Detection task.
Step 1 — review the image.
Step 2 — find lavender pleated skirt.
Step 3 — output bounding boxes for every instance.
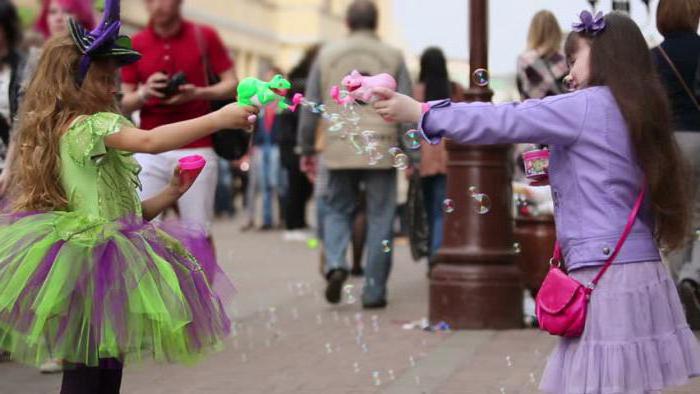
[540,261,700,394]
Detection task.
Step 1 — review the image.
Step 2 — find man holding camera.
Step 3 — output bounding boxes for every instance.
[121,0,237,237]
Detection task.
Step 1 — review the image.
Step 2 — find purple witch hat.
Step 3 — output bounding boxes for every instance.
[68,0,141,84]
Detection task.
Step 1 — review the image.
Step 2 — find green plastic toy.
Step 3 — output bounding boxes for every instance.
[237,74,292,110]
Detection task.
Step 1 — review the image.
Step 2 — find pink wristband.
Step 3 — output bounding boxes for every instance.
[421,102,430,114]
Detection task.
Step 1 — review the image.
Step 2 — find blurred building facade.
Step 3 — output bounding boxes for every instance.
[15,0,471,91]
[119,0,397,78]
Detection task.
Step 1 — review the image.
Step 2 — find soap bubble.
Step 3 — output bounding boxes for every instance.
[388,147,403,156]
[472,68,489,86]
[468,186,491,215]
[366,144,383,165]
[563,75,576,92]
[361,130,378,145]
[403,129,422,150]
[329,122,345,133]
[442,199,455,213]
[345,110,361,124]
[381,240,391,253]
[513,242,522,254]
[392,153,409,170]
[349,133,366,155]
[472,193,491,215]
[343,284,357,305]
[372,371,382,386]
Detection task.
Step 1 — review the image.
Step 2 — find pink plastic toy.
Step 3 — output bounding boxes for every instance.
[338,70,397,104]
[522,149,549,184]
[329,86,353,106]
[178,154,206,186]
[289,93,305,112]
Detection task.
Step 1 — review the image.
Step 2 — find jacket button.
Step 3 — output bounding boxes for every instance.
[602,247,611,255]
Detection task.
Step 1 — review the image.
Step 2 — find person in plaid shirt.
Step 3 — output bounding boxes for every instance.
[516,10,568,100]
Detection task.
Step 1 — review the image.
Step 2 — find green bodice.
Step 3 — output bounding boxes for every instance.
[59,112,142,220]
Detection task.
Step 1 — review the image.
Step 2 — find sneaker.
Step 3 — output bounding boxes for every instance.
[39,358,63,374]
[325,269,348,304]
[678,280,700,330]
[283,230,309,242]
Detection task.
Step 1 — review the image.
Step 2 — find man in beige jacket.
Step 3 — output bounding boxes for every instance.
[298,0,412,309]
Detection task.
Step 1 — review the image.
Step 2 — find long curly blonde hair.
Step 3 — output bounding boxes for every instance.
[11,34,119,211]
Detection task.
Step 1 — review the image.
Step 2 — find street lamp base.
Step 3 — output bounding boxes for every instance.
[430,263,524,329]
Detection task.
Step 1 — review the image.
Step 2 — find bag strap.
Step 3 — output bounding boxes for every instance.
[539,55,564,95]
[553,182,647,288]
[193,25,213,87]
[657,46,700,112]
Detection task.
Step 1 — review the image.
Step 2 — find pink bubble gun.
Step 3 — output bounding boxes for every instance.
[178,154,206,186]
[331,70,397,105]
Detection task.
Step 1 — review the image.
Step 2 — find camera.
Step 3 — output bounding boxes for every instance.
[160,71,187,97]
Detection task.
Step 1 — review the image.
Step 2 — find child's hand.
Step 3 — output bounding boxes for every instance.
[215,103,259,131]
[371,87,423,123]
[168,165,195,197]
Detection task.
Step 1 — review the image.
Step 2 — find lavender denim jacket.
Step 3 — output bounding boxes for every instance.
[420,86,660,271]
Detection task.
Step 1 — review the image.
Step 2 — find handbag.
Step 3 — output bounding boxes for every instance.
[194,26,250,161]
[535,184,645,337]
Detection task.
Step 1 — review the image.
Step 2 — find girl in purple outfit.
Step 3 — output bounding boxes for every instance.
[371,11,700,394]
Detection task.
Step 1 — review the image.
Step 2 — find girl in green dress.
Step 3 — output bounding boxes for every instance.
[0,2,257,392]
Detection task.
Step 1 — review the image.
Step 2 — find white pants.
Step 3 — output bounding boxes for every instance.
[666,132,700,283]
[135,148,219,234]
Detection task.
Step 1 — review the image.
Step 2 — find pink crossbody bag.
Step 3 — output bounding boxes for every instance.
[535,184,646,337]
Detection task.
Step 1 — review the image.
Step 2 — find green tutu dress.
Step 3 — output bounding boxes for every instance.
[0,112,233,367]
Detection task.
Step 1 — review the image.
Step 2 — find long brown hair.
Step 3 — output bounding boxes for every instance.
[527,10,563,57]
[11,34,118,212]
[565,12,690,251]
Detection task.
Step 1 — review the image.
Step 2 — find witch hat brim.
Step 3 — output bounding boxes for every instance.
[68,18,141,66]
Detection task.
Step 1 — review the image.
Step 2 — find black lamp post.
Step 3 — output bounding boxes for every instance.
[613,0,631,14]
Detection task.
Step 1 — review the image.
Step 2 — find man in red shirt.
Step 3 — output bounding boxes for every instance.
[121,0,237,237]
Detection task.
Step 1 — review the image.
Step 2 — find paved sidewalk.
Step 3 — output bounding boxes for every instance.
[1,217,699,393]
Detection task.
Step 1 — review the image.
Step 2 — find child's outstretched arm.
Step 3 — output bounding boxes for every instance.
[104,103,258,154]
[372,87,590,147]
[141,166,193,221]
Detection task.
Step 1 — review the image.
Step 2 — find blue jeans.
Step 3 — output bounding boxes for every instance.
[422,174,446,257]
[254,144,280,227]
[323,169,396,303]
[215,159,234,216]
